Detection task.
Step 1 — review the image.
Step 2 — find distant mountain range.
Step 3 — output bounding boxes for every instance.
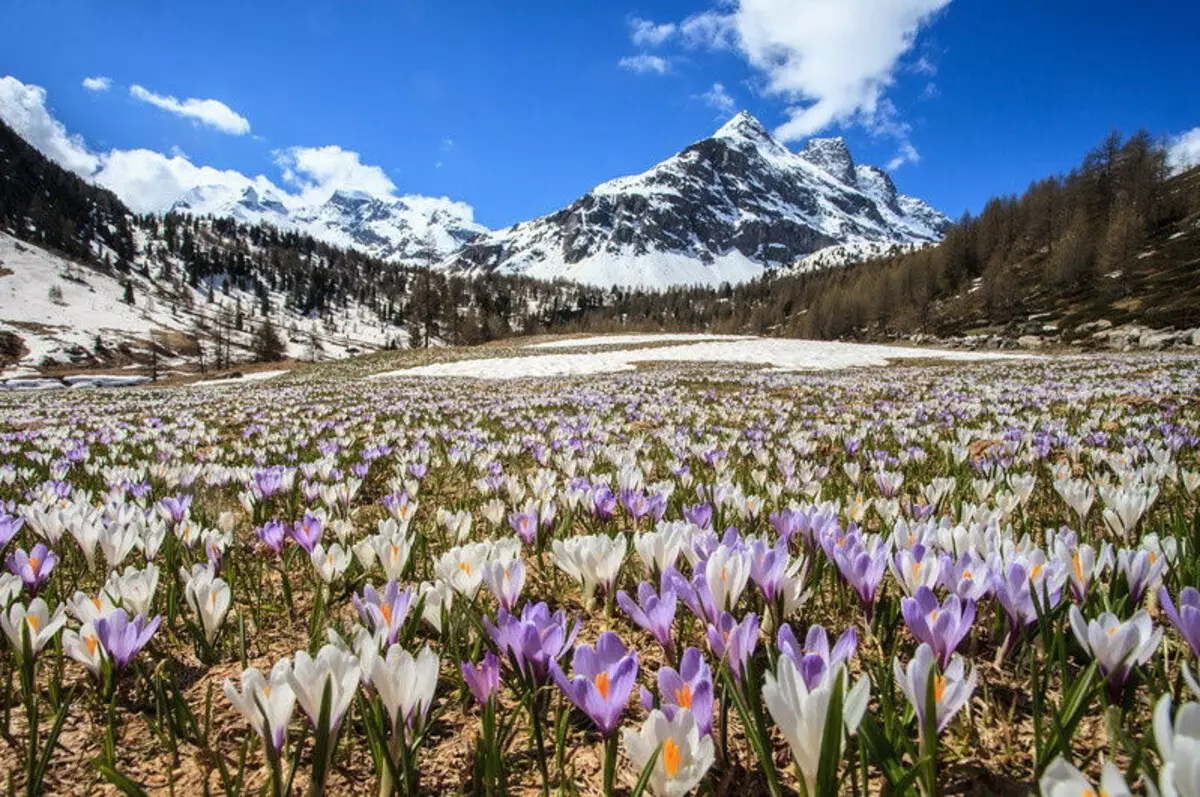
[166,111,949,289]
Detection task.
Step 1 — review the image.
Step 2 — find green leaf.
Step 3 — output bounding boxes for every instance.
[814,671,846,797]
[94,762,151,797]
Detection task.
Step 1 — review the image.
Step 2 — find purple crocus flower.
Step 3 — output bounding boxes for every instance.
[777,623,858,691]
[407,463,428,480]
[683,503,713,529]
[289,513,323,554]
[0,513,24,552]
[994,561,1062,630]
[658,647,715,736]
[7,544,56,595]
[485,601,580,685]
[352,581,414,645]
[255,519,288,555]
[461,652,501,705]
[591,486,618,521]
[509,510,539,546]
[253,467,287,498]
[551,631,638,736]
[1118,549,1166,606]
[832,539,888,622]
[706,611,758,681]
[748,539,789,603]
[616,579,677,657]
[1160,586,1200,658]
[901,587,975,669]
[768,508,803,542]
[664,567,719,626]
[94,609,162,671]
[157,494,192,525]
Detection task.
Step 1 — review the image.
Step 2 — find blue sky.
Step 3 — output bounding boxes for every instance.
[2,0,1198,228]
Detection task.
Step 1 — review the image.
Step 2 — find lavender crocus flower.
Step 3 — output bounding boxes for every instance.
[901,587,975,669]
[658,647,715,736]
[351,581,414,646]
[94,609,161,671]
[706,612,758,682]
[683,503,713,529]
[290,513,323,554]
[461,652,501,705]
[1160,586,1200,658]
[509,510,539,546]
[832,540,888,621]
[0,513,24,552]
[592,486,618,521]
[768,507,804,542]
[7,544,56,595]
[551,631,638,736]
[894,643,977,734]
[485,601,580,685]
[255,520,288,555]
[1118,549,1166,606]
[617,579,677,657]
[777,623,858,691]
[157,495,192,525]
[253,467,287,499]
[748,539,789,604]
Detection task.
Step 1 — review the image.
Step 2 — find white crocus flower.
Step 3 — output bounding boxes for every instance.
[435,543,491,598]
[1154,694,1200,797]
[368,644,439,733]
[762,656,869,793]
[68,589,118,624]
[98,523,140,569]
[634,524,688,575]
[623,709,715,797]
[1,598,68,659]
[1039,756,1130,797]
[1068,607,1161,687]
[63,621,103,676]
[224,658,296,754]
[371,531,414,581]
[183,566,232,644]
[703,544,751,614]
[417,580,453,633]
[288,645,361,731]
[552,533,627,605]
[104,563,160,618]
[311,543,351,584]
[0,574,24,607]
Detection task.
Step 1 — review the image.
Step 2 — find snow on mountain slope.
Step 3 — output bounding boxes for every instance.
[171,185,485,265]
[0,232,398,374]
[438,112,951,289]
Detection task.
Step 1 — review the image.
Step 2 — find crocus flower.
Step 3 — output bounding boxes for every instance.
[893,644,977,734]
[658,647,714,737]
[224,658,296,755]
[747,539,789,604]
[1039,756,1131,797]
[552,533,627,605]
[288,645,361,732]
[310,543,350,584]
[508,509,539,546]
[832,539,888,621]
[777,623,858,691]
[63,621,103,676]
[368,644,439,732]
[352,581,414,646]
[1068,606,1161,699]
[485,601,580,685]
[156,494,192,525]
[482,559,525,613]
[6,544,57,596]
[703,545,751,615]
[462,652,501,705]
[551,631,638,736]
[1117,548,1166,606]
[94,609,161,671]
[617,579,677,657]
[901,587,975,669]
[0,598,68,659]
[104,563,159,618]
[1161,586,1200,658]
[0,513,24,551]
[623,709,715,797]
[705,612,758,682]
[1153,694,1200,797]
[290,513,324,554]
[255,520,288,555]
[762,656,869,793]
[182,566,231,644]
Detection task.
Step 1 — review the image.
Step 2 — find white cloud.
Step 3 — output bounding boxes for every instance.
[0,75,449,217]
[440,137,454,151]
[1168,127,1200,175]
[0,76,101,175]
[276,145,397,203]
[678,0,949,147]
[129,84,251,135]
[618,54,671,75]
[630,17,677,47]
[886,141,920,170]
[82,76,112,92]
[698,82,736,114]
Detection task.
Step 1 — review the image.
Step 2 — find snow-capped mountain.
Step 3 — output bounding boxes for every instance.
[171,185,486,264]
[437,111,950,289]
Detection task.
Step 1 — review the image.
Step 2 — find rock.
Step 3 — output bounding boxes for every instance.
[1017,335,1044,349]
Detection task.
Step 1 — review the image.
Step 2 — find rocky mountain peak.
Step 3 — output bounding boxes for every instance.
[799,137,857,186]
